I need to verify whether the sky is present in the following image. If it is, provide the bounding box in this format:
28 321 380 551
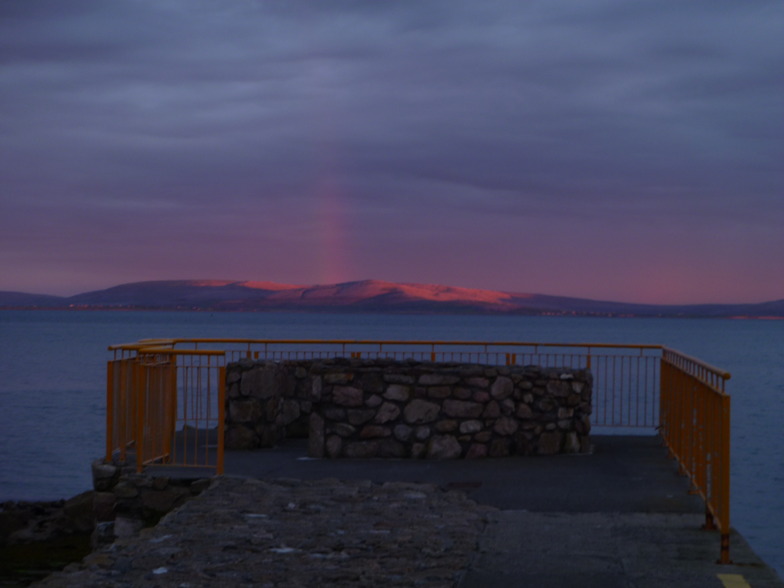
1 0 782 305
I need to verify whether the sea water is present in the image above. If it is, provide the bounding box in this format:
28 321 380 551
0 310 782 575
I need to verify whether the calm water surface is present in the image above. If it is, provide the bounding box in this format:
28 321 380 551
0 311 781 575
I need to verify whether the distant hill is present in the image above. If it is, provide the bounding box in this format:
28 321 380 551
2 279 783 318
0 290 67 308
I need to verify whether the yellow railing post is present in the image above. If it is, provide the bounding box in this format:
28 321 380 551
135 360 145 474
217 365 226 475
718 393 732 564
106 361 114 463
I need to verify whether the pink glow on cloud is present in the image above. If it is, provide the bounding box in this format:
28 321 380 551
315 176 352 286
0 2 781 306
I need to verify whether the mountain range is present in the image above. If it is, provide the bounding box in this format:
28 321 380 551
1 279 782 318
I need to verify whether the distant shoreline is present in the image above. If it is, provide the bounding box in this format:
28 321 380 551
2 306 783 319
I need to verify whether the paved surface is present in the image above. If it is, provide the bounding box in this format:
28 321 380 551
40 435 784 587
224 435 783 587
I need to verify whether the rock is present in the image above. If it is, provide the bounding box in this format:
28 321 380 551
332 422 356 437
403 400 440 424
427 386 452 399
538 431 563 455
382 373 415 384
378 439 406 458
326 435 343 457
493 417 519 436
459 420 483 434
414 426 432 441
113 515 143 538
426 435 463 459
558 407 574 419
346 409 376 426
140 486 190 517
359 425 390 439
443 400 482 418
393 424 413 442
488 439 510 457
240 367 280 398
225 424 258 450
64 491 95 533
332 386 364 407
280 399 301 426
563 431 581 453
308 413 325 457
482 400 501 419
344 441 379 458
92 461 120 492
113 482 139 499
490 376 514 400
466 377 489 388
324 372 354 384
435 419 458 433
418 374 460 386
228 399 263 424
374 402 401 424
546 380 571 397
92 492 116 522
384 385 411 401
466 443 488 459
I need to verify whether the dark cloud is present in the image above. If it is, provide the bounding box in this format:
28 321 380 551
0 0 782 301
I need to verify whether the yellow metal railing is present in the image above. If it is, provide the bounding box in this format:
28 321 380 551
107 345 225 475
106 338 731 562
659 347 732 563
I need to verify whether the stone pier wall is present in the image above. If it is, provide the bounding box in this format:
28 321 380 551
226 358 592 458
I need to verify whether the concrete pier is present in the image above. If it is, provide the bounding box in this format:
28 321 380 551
39 436 783 587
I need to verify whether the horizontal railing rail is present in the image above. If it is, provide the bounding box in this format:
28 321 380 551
107 338 731 562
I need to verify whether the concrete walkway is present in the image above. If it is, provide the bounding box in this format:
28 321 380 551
224 435 783 587
39 435 783 587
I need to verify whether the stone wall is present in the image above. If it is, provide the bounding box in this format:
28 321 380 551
90 460 210 545
226 358 592 458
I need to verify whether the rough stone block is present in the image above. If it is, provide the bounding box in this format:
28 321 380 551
435 419 458 433
443 399 482 418
229 399 263 424
384 384 411 401
563 431 581 453
326 435 342 458
347 409 376 426
493 417 519 436
324 372 354 385
418 374 460 386
308 413 325 457
360 425 391 439
490 376 514 400
374 402 401 424
538 431 562 455
427 435 462 459
466 443 488 459
225 425 258 450
333 386 364 407
488 438 510 457
459 420 483 434
427 386 452 399
404 399 440 424
466 377 489 388
393 424 413 442
344 441 379 458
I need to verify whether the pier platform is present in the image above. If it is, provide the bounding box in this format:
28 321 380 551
40 436 783 587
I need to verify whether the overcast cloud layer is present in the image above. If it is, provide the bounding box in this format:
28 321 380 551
1 0 782 303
